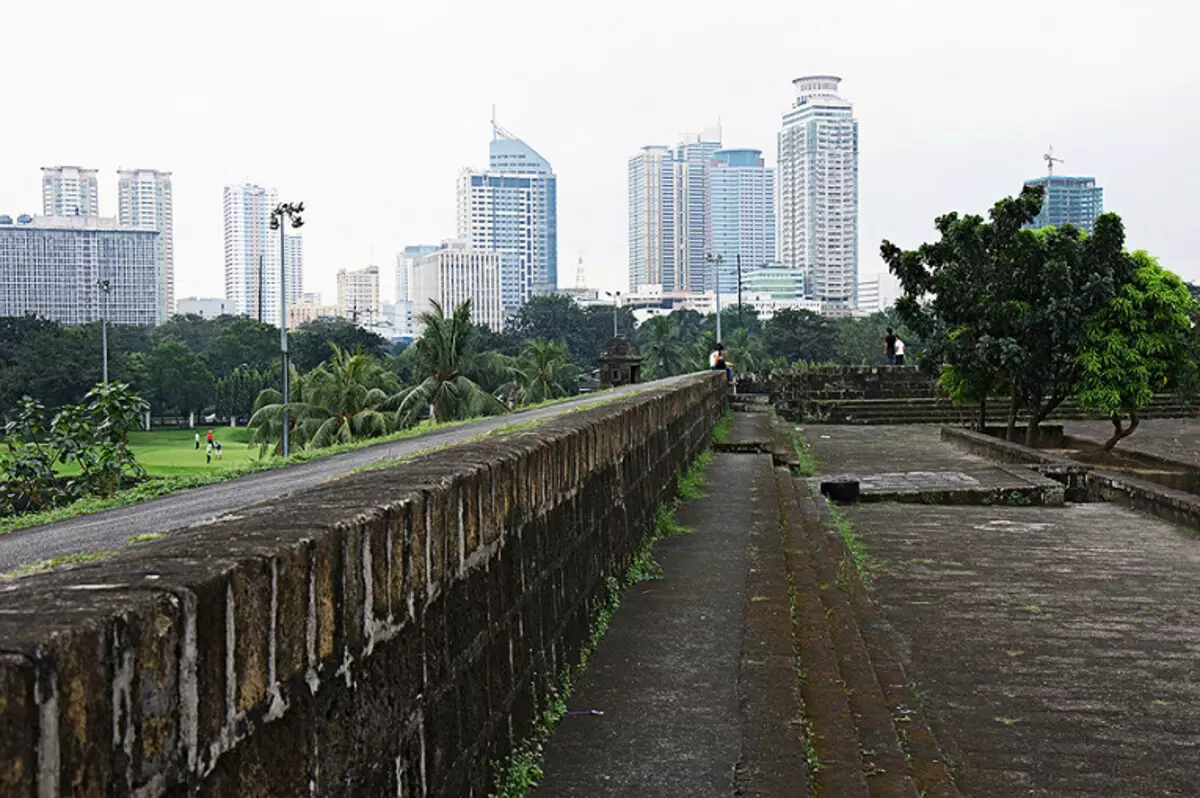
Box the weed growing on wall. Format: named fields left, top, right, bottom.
left=792, top=429, right=821, bottom=477
left=827, top=504, right=873, bottom=584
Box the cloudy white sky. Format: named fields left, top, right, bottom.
left=2, top=0, right=1196, bottom=307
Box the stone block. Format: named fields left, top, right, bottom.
left=229, top=559, right=271, bottom=714
left=272, top=543, right=310, bottom=683
left=0, top=655, right=36, bottom=797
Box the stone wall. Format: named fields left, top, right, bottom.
left=739, top=366, right=938, bottom=421
left=0, top=373, right=726, bottom=797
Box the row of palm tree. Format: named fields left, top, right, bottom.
left=636, top=316, right=773, bottom=379
left=248, top=301, right=581, bottom=456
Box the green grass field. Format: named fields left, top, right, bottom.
left=59, top=427, right=261, bottom=477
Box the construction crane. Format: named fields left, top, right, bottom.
left=1044, top=146, right=1064, bottom=176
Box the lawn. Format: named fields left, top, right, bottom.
left=59, top=427, right=262, bottom=477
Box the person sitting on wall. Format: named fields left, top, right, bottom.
left=709, top=343, right=733, bottom=385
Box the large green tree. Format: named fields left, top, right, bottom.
left=134, top=340, right=215, bottom=418
left=500, top=339, right=580, bottom=407
left=762, top=309, right=837, bottom=364
left=636, top=316, right=690, bottom=379
left=1076, top=251, right=1196, bottom=450
left=289, top=317, right=389, bottom=372
left=205, top=318, right=281, bottom=378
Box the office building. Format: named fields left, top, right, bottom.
left=742, top=263, right=805, bottom=301
left=457, top=123, right=557, bottom=310
left=288, top=299, right=338, bottom=327
left=176, top=297, right=231, bottom=318
left=118, top=169, right=174, bottom=323
left=627, top=125, right=722, bottom=294
left=42, top=166, right=99, bottom=217
left=0, top=214, right=158, bottom=325
left=709, top=149, right=775, bottom=295
left=223, top=184, right=303, bottom=326
left=1023, top=176, right=1104, bottom=235
left=337, top=265, right=380, bottom=321
left=778, top=75, right=859, bottom=309
left=856, top=275, right=883, bottom=314
left=411, top=240, right=503, bottom=334
left=396, top=245, right=438, bottom=337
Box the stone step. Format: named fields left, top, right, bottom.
left=774, top=467, right=871, bottom=796
left=802, top=482, right=960, bottom=797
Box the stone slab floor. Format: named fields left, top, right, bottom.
left=1064, top=419, right=1200, bottom=469
left=810, top=426, right=1200, bottom=796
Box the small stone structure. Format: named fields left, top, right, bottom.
left=598, top=336, right=642, bottom=388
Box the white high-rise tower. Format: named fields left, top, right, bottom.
left=42, top=166, right=99, bottom=217
left=118, top=169, right=173, bottom=322
left=223, top=184, right=302, bottom=326
left=777, top=76, right=859, bottom=309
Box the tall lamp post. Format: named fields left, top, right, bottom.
left=269, top=201, right=304, bottom=457
left=705, top=253, right=724, bottom=343
left=603, top=290, right=621, bottom=337
left=97, top=278, right=111, bottom=382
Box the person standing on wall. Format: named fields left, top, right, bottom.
left=894, top=337, right=906, bottom=366
left=884, top=327, right=897, bottom=365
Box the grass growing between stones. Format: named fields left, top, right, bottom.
left=0, top=528, right=168, bottom=580
left=826, top=504, right=873, bottom=585
left=489, top=422, right=716, bottom=797
left=712, top=409, right=734, bottom=445
left=791, top=429, right=821, bottom=477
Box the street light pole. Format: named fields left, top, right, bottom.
left=270, top=201, right=305, bottom=458
left=706, top=253, right=724, bottom=343
left=736, top=254, right=743, bottom=331
left=604, top=291, right=621, bottom=337
left=97, top=278, right=111, bottom=382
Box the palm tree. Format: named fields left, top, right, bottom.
left=637, top=316, right=690, bottom=378
left=500, top=339, right=580, bottom=407
left=396, top=300, right=507, bottom=426
left=248, top=346, right=402, bottom=456
left=723, top=328, right=768, bottom=373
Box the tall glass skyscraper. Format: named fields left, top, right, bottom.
left=1022, top=176, right=1104, bottom=234
left=223, top=184, right=303, bottom=326
left=457, top=127, right=557, bottom=311
left=118, top=169, right=173, bottom=323
left=709, top=149, right=776, bottom=295
left=777, top=76, right=859, bottom=309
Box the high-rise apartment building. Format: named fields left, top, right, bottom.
left=457, top=125, right=557, bottom=311
left=223, top=184, right=302, bottom=327
left=411, top=240, right=503, bottom=334
left=0, top=215, right=158, bottom=325
left=118, top=169, right=173, bottom=323
left=41, top=166, right=99, bottom=217
left=396, top=245, right=438, bottom=337
left=777, top=76, right=859, bottom=309
left=709, top=149, right=776, bottom=295
left=1022, top=176, right=1104, bottom=235
left=856, top=275, right=882, bottom=314
left=337, top=265, right=380, bottom=321
left=627, top=125, right=723, bottom=294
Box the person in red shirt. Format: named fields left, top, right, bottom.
left=206, top=430, right=214, bottom=445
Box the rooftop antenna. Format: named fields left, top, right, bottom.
left=1044, top=146, right=1064, bottom=176
left=575, top=254, right=586, bottom=290
left=491, top=105, right=515, bottom=140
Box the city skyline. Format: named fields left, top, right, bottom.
left=0, top=0, right=1194, bottom=311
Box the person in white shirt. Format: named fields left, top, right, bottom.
left=894, top=338, right=907, bottom=366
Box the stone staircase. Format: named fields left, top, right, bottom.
left=730, top=406, right=960, bottom=796
left=772, top=395, right=1198, bottom=425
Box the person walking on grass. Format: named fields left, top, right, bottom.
left=215, top=441, right=223, bottom=460
left=884, top=327, right=897, bottom=365
left=894, top=337, right=907, bottom=366
left=206, top=429, right=214, bottom=446
left=205, top=441, right=213, bottom=464
left=194, top=431, right=200, bottom=450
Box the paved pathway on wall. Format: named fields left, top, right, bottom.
left=0, top=377, right=693, bottom=572
left=797, top=423, right=991, bottom=473
left=1064, top=418, right=1200, bottom=468
left=807, top=424, right=1200, bottom=796
left=537, top=420, right=809, bottom=796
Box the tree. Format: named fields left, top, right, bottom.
left=215, top=366, right=270, bottom=421
left=289, top=317, right=389, bottom=372
left=885, top=185, right=1132, bottom=444
left=134, top=340, right=215, bottom=418
left=154, top=313, right=230, bottom=354
left=500, top=339, right=580, bottom=407
left=669, top=309, right=707, bottom=351
left=205, top=318, right=280, bottom=378
left=1076, top=251, right=1196, bottom=450
left=396, top=300, right=507, bottom=425
left=506, top=295, right=635, bottom=369
left=636, top=316, right=689, bottom=378
left=763, top=309, right=837, bottom=364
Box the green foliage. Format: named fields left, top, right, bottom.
left=791, top=430, right=820, bottom=477
left=711, top=410, right=733, bottom=445
left=1076, top=251, right=1196, bottom=450
left=132, top=339, right=214, bottom=417
left=289, top=317, right=389, bottom=372
left=0, top=382, right=148, bottom=514
left=506, top=294, right=636, bottom=369
left=215, top=365, right=270, bottom=420
left=636, top=316, right=690, bottom=378
left=204, top=317, right=280, bottom=378
left=826, top=504, right=872, bottom=584
left=499, top=339, right=581, bottom=407
left=763, top=309, right=838, bottom=364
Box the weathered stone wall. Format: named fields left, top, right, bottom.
left=0, top=373, right=725, bottom=797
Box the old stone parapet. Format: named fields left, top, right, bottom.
left=0, top=372, right=726, bottom=797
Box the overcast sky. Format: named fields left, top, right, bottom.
left=2, top=0, right=1195, bottom=307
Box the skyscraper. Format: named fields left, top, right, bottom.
left=118, top=169, right=173, bottom=323
left=627, top=125, right=722, bottom=293
left=223, top=184, right=302, bottom=326
left=42, top=166, right=99, bottom=217
left=777, top=76, right=859, bottom=309
left=457, top=123, right=557, bottom=311
left=337, top=265, right=380, bottom=321
left=1022, top=176, right=1104, bottom=235
left=709, top=149, right=776, bottom=295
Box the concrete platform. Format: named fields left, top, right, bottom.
left=812, top=466, right=1066, bottom=506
